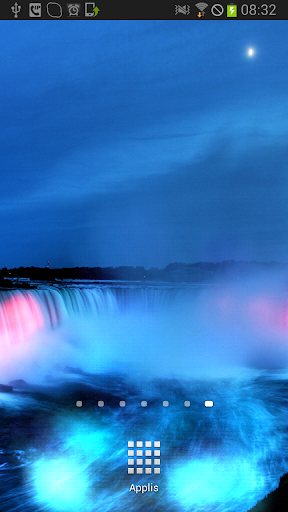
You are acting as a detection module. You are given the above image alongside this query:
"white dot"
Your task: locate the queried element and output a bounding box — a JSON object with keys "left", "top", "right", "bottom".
{"left": 163, "top": 400, "right": 169, "bottom": 407}
{"left": 76, "top": 400, "right": 82, "bottom": 408}
{"left": 205, "top": 400, "right": 214, "bottom": 407}
{"left": 141, "top": 400, "right": 147, "bottom": 407}
{"left": 119, "top": 400, "right": 126, "bottom": 407}
{"left": 98, "top": 400, "right": 104, "bottom": 407}
{"left": 247, "top": 47, "right": 255, "bottom": 57}
{"left": 184, "top": 400, "right": 190, "bottom": 407}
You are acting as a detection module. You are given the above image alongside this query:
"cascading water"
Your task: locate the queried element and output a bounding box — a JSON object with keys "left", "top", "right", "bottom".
{"left": 0, "top": 280, "right": 288, "bottom": 512}
{"left": 0, "top": 287, "right": 119, "bottom": 337}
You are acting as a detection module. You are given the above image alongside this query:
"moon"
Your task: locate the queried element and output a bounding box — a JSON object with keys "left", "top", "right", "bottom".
{"left": 246, "top": 47, "right": 255, "bottom": 57}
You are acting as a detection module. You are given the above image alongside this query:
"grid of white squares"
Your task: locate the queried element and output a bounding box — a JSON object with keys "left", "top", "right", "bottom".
{"left": 127, "top": 441, "right": 161, "bottom": 474}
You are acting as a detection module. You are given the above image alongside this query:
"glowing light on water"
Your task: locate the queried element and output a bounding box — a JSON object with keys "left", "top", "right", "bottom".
{"left": 168, "top": 456, "right": 266, "bottom": 512}
{"left": 60, "top": 420, "right": 111, "bottom": 464}
{"left": 247, "top": 296, "right": 288, "bottom": 338}
{"left": 0, "top": 293, "right": 44, "bottom": 344}
{"left": 26, "top": 415, "right": 126, "bottom": 512}
{"left": 31, "top": 456, "right": 91, "bottom": 511}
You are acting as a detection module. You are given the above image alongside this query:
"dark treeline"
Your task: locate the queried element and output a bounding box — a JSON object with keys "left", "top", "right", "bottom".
{"left": 0, "top": 260, "right": 284, "bottom": 285}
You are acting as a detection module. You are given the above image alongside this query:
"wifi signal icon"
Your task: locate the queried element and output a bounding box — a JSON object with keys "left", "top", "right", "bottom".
{"left": 195, "top": 2, "right": 208, "bottom": 15}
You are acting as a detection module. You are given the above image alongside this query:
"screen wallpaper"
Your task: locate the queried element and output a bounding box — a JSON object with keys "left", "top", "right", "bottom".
{"left": 0, "top": 19, "right": 288, "bottom": 512}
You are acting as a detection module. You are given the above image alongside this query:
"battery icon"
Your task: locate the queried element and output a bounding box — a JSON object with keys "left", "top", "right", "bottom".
{"left": 227, "top": 4, "right": 237, "bottom": 16}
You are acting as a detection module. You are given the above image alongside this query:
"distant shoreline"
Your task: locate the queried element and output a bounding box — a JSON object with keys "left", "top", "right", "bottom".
{"left": 0, "top": 261, "right": 285, "bottom": 289}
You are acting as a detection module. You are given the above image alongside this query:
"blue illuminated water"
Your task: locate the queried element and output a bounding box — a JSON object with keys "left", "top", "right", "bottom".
{"left": 0, "top": 282, "right": 287, "bottom": 511}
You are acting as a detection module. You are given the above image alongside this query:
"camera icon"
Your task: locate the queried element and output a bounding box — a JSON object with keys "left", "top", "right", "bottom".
{"left": 67, "top": 3, "right": 80, "bottom": 16}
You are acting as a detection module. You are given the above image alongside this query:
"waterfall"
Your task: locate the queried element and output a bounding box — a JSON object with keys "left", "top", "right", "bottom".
{"left": 1, "top": 282, "right": 288, "bottom": 382}
{"left": 0, "top": 282, "right": 288, "bottom": 512}
{"left": 0, "top": 288, "right": 119, "bottom": 345}
{"left": 0, "top": 285, "right": 194, "bottom": 346}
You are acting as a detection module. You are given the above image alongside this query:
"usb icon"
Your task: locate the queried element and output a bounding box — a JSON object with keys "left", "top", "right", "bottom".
{"left": 11, "top": 2, "right": 21, "bottom": 17}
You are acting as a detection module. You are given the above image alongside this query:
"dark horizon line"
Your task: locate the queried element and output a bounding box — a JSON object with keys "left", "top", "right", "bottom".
{"left": 1, "top": 261, "right": 286, "bottom": 287}
{"left": 1, "top": 260, "right": 286, "bottom": 271}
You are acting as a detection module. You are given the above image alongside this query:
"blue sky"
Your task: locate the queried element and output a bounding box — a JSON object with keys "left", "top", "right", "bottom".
{"left": 1, "top": 20, "right": 288, "bottom": 268}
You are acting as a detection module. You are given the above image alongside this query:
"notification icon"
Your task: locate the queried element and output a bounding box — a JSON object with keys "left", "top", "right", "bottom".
{"left": 46, "top": 2, "right": 62, "bottom": 17}
{"left": 85, "top": 2, "right": 95, "bottom": 16}
{"left": 29, "top": 3, "right": 41, "bottom": 16}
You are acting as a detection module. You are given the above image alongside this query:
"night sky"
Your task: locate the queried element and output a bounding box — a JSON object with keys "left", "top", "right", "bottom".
{"left": 1, "top": 20, "right": 288, "bottom": 268}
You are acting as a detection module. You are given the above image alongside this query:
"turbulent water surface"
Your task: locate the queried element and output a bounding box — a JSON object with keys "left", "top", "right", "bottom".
{"left": 0, "top": 281, "right": 288, "bottom": 511}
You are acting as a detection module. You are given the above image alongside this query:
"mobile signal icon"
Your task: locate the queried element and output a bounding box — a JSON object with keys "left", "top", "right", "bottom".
{"left": 195, "top": 2, "right": 208, "bottom": 16}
